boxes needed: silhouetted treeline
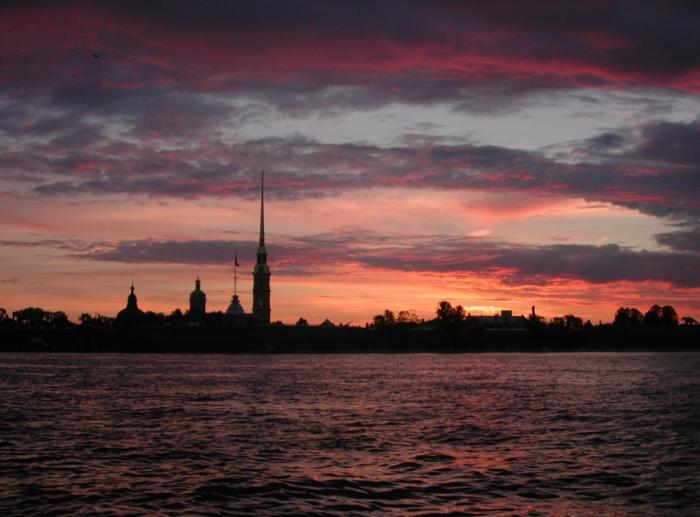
[368,302,697,331]
[613,305,698,327]
[1,302,698,330]
[0,306,227,329]
[371,309,423,328]
[371,302,483,330]
[371,302,588,330]
[2,307,72,329]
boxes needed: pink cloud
[3,3,700,103]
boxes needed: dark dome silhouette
[115,284,145,327]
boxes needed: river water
[1,352,699,515]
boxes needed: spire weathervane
[234,253,240,296]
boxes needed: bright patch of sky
[222,88,700,152]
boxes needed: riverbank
[1,325,698,353]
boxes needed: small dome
[116,284,145,327]
[226,294,245,315]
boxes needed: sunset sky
[1,1,700,324]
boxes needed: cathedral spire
[252,169,271,324]
[259,170,265,247]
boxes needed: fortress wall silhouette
[1,325,699,353]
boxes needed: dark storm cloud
[69,233,700,287]
[78,239,257,265]
[2,1,700,119]
[488,244,700,287]
[584,131,628,151]
[26,0,700,77]
[637,119,700,165]
[655,227,700,253]
[21,116,698,226]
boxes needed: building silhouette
[252,171,271,324]
[115,283,145,326]
[225,293,246,325]
[119,173,272,326]
[475,309,527,329]
[189,276,206,319]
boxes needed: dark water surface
[1,353,699,516]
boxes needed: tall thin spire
[252,169,271,324]
[259,170,265,247]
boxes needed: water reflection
[1,353,699,515]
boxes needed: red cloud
[3,2,700,103]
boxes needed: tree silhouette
[12,307,71,328]
[90,314,115,327]
[167,308,185,326]
[527,309,545,328]
[564,314,583,329]
[142,311,166,326]
[549,316,566,329]
[643,305,662,326]
[13,307,44,328]
[614,307,643,327]
[643,305,678,327]
[681,316,698,326]
[435,301,466,327]
[0,307,12,328]
[372,309,396,328]
[660,305,679,327]
[629,308,644,326]
[436,301,453,322]
[613,307,629,326]
[295,317,309,326]
[397,309,421,325]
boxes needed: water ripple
[1,352,699,515]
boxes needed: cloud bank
[22,233,689,288]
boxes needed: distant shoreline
[1,326,698,354]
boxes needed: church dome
[115,284,145,327]
[226,294,245,315]
[225,294,246,326]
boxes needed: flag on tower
[235,254,240,267]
